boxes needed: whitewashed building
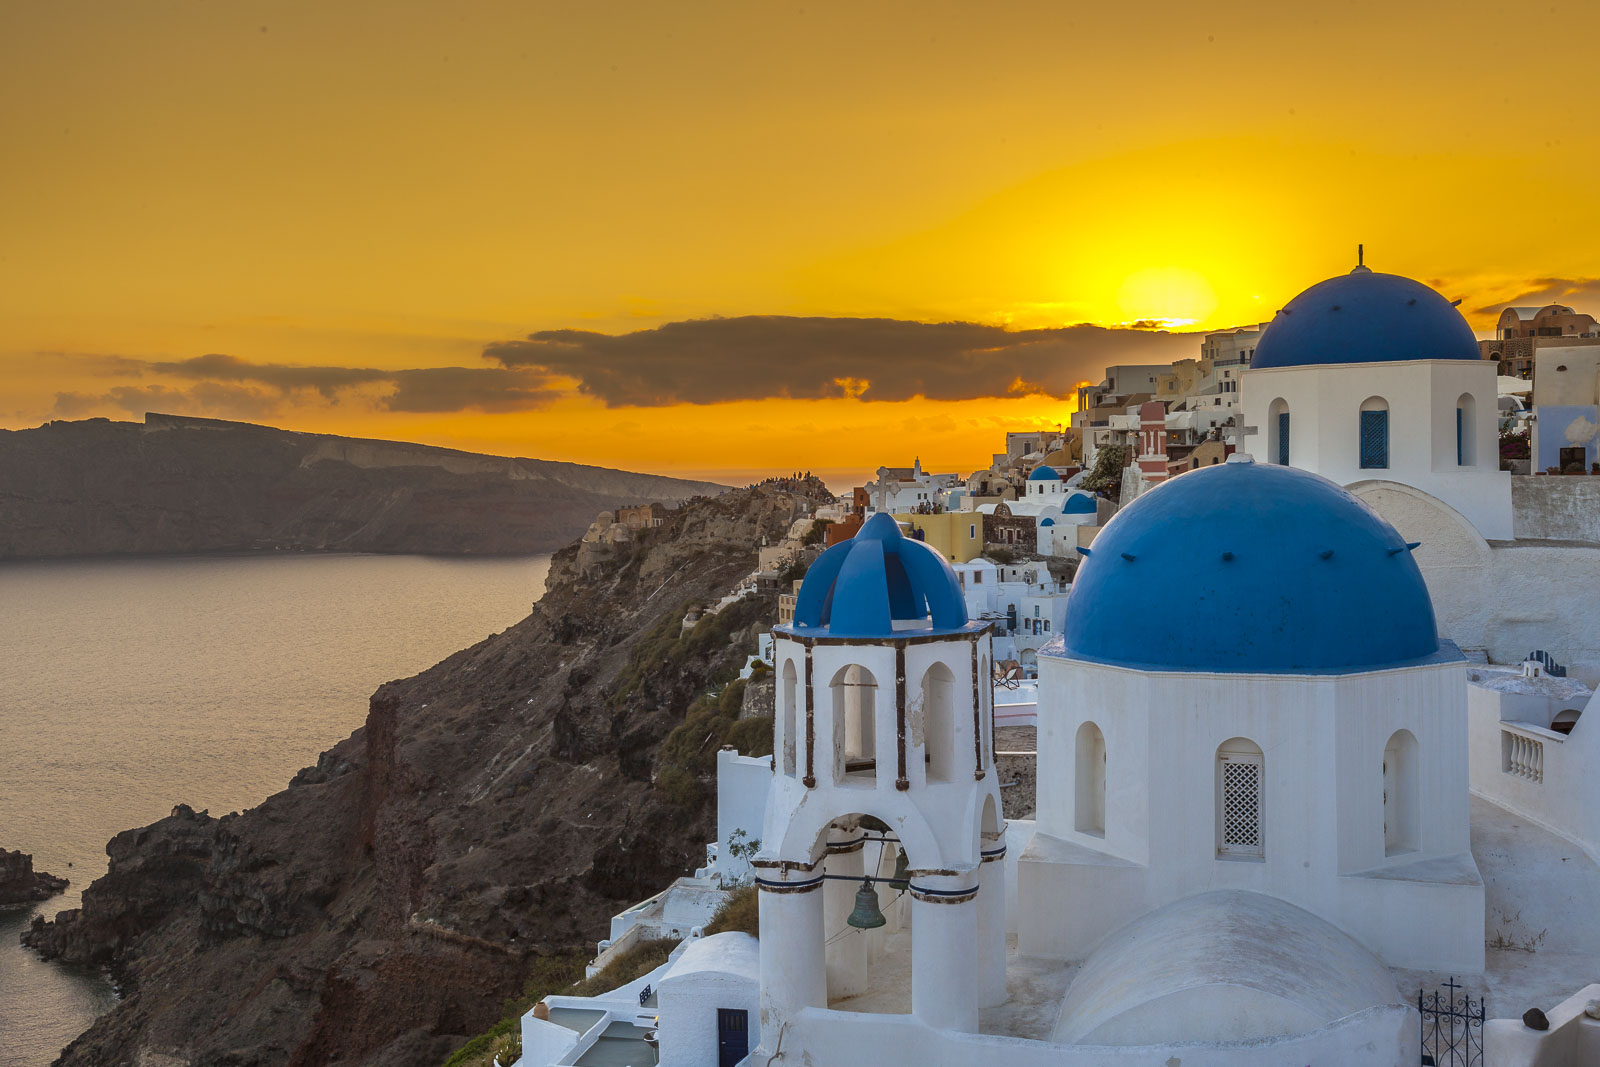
[1240,263,1512,540]
[1021,456,1484,974]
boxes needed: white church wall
[1243,360,1512,538]
[770,1003,1415,1067]
[1022,653,1482,971]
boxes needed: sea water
[0,553,551,1066]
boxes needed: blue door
[717,1007,748,1067]
[1276,411,1290,465]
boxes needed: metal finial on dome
[1351,243,1371,274]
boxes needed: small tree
[1081,445,1129,500]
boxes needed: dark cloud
[1472,278,1600,316]
[150,353,390,398]
[384,367,562,413]
[50,353,562,417]
[482,315,1196,407]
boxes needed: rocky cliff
[23,480,825,1067]
[0,849,68,906]
[0,414,727,559]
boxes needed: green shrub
[568,937,681,998]
[704,886,758,937]
[799,518,833,546]
[489,1032,520,1066]
[656,764,702,808]
[724,715,773,758]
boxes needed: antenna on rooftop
[1358,243,1364,268]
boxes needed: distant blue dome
[785,512,973,638]
[1252,270,1479,370]
[1064,492,1097,515]
[1057,458,1441,672]
[1040,517,1056,526]
[1028,465,1061,482]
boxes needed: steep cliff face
[0,415,727,559]
[23,482,820,1067]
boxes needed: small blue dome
[1064,492,1097,515]
[786,512,972,638]
[1252,270,1479,370]
[1040,517,1056,526]
[1028,465,1061,482]
[1057,458,1440,672]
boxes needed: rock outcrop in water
[0,849,68,906]
[23,479,830,1067]
[0,413,726,559]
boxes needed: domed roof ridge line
[1252,269,1479,370]
[1056,461,1441,673]
[785,510,974,638]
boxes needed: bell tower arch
[754,513,1007,1043]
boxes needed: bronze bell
[846,879,886,929]
[889,846,910,888]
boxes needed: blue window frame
[1276,411,1290,465]
[1456,407,1464,465]
[1360,410,1389,469]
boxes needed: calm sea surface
[0,553,552,1067]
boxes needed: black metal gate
[1419,977,1484,1067]
[717,1007,749,1067]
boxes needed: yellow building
[893,512,983,563]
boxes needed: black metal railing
[1419,977,1484,1067]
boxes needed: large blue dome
[1057,458,1441,672]
[785,512,973,639]
[1251,269,1480,370]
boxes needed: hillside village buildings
[513,264,1600,1067]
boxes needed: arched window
[1384,729,1419,855]
[921,662,957,782]
[781,660,798,776]
[1268,398,1290,465]
[1216,737,1264,860]
[830,664,876,785]
[1456,392,1476,466]
[1359,396,1390,469]
[1074,721,1106,836]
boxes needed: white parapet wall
[1486,984,1600,1067]
[710,748,772,886]
[1468,679,1600,863]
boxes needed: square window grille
[1218,754,1264,858]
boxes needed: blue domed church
[1016,454,1485,977]
[1240,263,1513,539]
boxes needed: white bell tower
[753,513,1006,1045]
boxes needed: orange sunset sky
[4,1,1599,485]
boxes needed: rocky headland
[0,848,69,907]
[0,413,726,559]
[23,479,829,1066]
